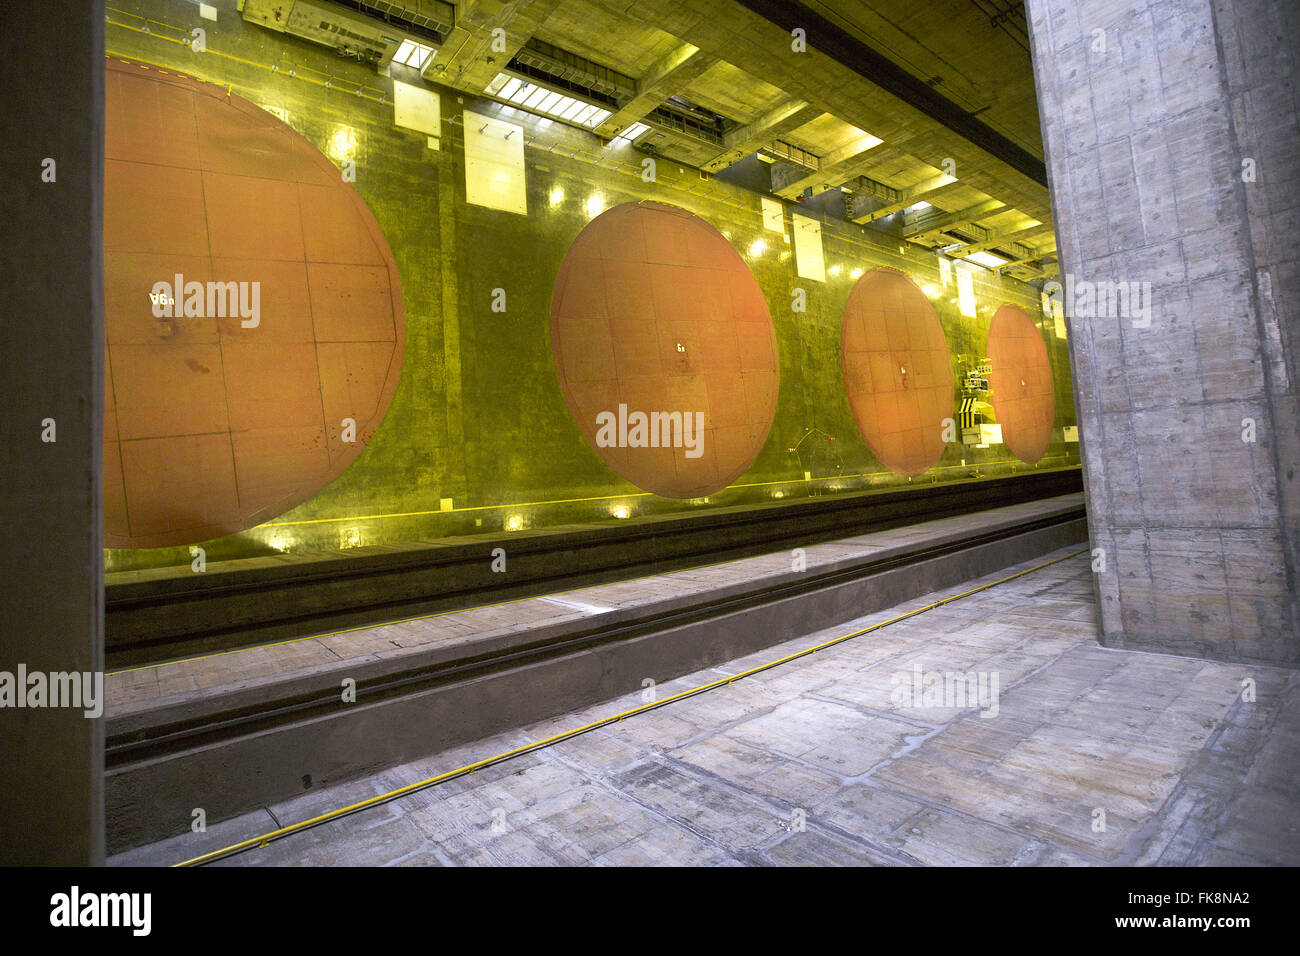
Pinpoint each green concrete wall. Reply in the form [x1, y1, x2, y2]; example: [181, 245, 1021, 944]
[104, 2, 1078, 572]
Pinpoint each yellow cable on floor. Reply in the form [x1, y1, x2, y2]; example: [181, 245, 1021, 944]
[174, 547, 1088, 866]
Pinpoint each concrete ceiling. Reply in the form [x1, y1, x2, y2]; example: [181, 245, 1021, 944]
[436, 0, 1058, 277]
[680, 60, 787, 124]
[532, 0, 680, 75]
[784, 114, 871, 156]
[803, 0, 1043, 159]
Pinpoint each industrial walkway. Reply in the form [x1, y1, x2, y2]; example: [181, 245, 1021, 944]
[110, 545, 1299, 866]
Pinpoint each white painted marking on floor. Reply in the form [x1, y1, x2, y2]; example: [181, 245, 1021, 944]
[539, 596, 615, 615]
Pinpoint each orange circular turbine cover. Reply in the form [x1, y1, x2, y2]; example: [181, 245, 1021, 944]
[841, 268, 953, 475]
[102, 59, 405, 549]
[987, 303, 1054, 464]
[550, 201, 780, 498]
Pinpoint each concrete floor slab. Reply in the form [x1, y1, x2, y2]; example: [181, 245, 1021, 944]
[109, 546, 1300, 866]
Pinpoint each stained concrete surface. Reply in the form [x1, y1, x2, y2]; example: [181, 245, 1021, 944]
[103, 0, 1081, 573]
[110, 545, 1299, 866]
[1027, 0, 1300, 666]
[0, 0, 105, 865]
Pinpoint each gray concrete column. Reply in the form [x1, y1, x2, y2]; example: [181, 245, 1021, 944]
[0, 1, 106, 863]
[1027, 0, 1298, 665]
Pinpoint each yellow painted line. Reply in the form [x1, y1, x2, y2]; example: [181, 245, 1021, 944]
[172, 546, 1088, 866]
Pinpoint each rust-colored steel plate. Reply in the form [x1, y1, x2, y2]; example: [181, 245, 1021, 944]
[841, 268, 953, 476]
[550, 201, 780, 498]
[987, 303, 1054, 464]
[103, 59, 405, 549]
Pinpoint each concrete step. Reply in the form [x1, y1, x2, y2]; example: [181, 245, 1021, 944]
[105, 468, 1082, 668]
[104, 493, 1088, 853]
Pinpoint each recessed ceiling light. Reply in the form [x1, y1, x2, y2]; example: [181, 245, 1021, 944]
[393, 39, 434, 70]
[966, 251, 1009, 268]
[613, 121, 650, 143]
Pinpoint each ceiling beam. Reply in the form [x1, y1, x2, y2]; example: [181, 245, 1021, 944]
[701, 99, 823, 172]
[1016, 260, 1060, 280]
[772, 137, 918, 199]
[903, 198, 1006, 239]
[425, 0, 564, 92]
[947, 222, 1055, 256]
[731, 0, 1047, 187]
[574, 0, 1051, 224]
[994, 248, 1058, 272]
[850, 175, 963, 223]
[593, 43, 716, 137]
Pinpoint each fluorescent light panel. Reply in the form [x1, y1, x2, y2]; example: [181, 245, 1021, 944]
[557, 99, 586, 120]
[393, 39, 434, 70]
[966, 251, 1009, 268]
[484, 74, 615, 129]
[613, 121, 650, 143]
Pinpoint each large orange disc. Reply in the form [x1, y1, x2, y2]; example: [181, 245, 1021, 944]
[987, 304, 1054, 464]
[841, 268, 953, 475]
[549, 201, 779, 498]
[103, 60, 405, 549]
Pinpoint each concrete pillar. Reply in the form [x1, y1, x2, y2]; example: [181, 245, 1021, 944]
[1027, 0, 1298, 665]
[0, 1, 105, 863]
